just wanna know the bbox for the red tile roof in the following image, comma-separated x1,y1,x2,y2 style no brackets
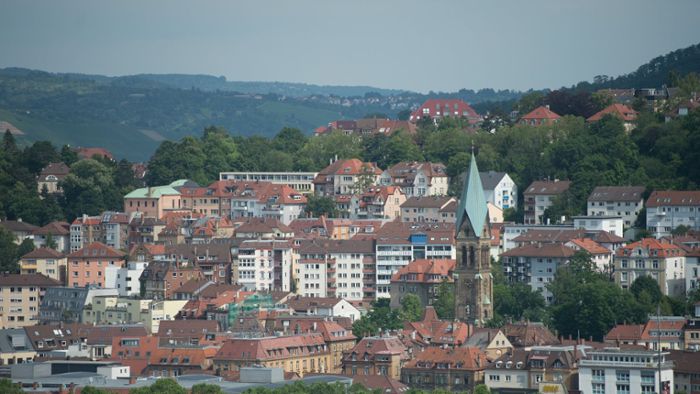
520,106,561,121
587,103,638,122
67,242,125,259
215,334,327,361
615,238,685,258
501,243,576,258
390,259,455,283
315,159,382,177
568,238,610,255
344,336,410,361
524,180,572,195
0,273,62,287
404,346,488,371
410,99,481,124
33,221,70,236
646,190,700,207
21,247,65,259
604,324,644,342
75,147,114,160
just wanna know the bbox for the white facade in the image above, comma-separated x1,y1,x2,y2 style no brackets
614,243,686,297
237,242,293,292
573,216,624,238
33,234,69,254
105,261,147,296
579,349,674,394
684,254,700,293
481,172,518,210
328,252,366,301
219,171,317,194
296,259,328,298
587,197,644,228
647,205,700,238
500,224,573,253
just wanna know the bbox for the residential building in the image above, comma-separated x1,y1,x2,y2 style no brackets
501,322,560,347
403,307,471,348
500,224,575,254
40,287,119,324
0,328,36,366
501,244,576,303
127,215,166,245
219,171,318,194
82,295,151,326
67,242,126,288
237,240,294,292
587,186,646,228
409,99,481,125
69,212,130,253
104,261,148,296
234,217,294,239
0,273,61,328
614,238,686,297
523,180,572,224
164,243,233,284
146,300,188,333
518,105,561,126
316,118,417,138
124,182,183,218
565,238,613,274
378,162,449,197
485,347,581,394
285,296,361,322
579,348,673,394
32,221,70,253
480,171,518,210
507,227,625,254
389,258,454,309
23,323,92,357
341,336,410,380
464,328,514,361
639,316,686,351
36,162,70,195
400,196,456,223
313,159,382,196
401,347,487,392
668,350,700,394
350,186,405,220
587,103,638,131
0,219,37,244
19,247,67,283
139,261,203,300
75,146,114,160
573,215,624,238
646,190,700,237
213,334,332,377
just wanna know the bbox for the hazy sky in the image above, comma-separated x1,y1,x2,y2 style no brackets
2,0,699,93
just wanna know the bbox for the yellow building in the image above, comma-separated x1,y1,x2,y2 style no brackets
147,300,187,333
82,295,151,326
0,328,36,366
0,274,61,329
19,248,67,284
213,333,332,377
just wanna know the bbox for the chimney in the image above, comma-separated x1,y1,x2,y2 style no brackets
545,105,550,110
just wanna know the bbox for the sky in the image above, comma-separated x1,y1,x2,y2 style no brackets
2,0,700,93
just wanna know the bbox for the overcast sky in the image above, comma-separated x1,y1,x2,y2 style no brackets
2,0,699,93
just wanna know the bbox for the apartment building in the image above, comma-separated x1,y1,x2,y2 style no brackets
0,273,61,329
401,347,487,392
579,348,673,394
614,238,686,297
341,336,410,380
500,244,576,303
587,186,645,228
389,258,454,309
523,180,572,224
70,212,130,252
219,171,317,194
378,162,449,197
350,186,405,220
104,261,148,296
123,182,183,219
480,171,518,210
67,242,126,288
313,159,382,196
237,240,294,292
32,221,70,253
646,190,700,238
485,347,580,394
409,99,481,125
400,196,456,223
19,247,67,284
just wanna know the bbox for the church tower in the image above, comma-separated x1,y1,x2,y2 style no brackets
454,151,493,326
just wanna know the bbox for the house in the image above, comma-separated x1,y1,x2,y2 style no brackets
0,273,61,328
464,328,514,361
82,295,151,326
523,180,572,224
341,336,410,379
124,182,183,219
234,217,294,239
0,328,36,366
646,190,700,238
316,118,417,138
350,375,409,394
665,97,700,122
144,346,218,377
402,307,471,348
75,147,114,160
579,348,673,394
213,334,332,377
285,296,361,322
19,247,67,283
32,221,70,253
85,325,148,359
565,238,613,274
127,215,166,245
587,186,646,228
409,99,481,125
350,186,406,220
480,171,518,210
313,159,382,196
0,219,38,244
164,243,233,284
639,316,686,350
518,105,561,126
389,258,454,309
37,162,70,195
139,261,203,300
614,238,686,297
573,215,624,238
486,347,581,394
603,324,644,346
67,242,126,288
401,347,487,392
587,103,638,131
177,283,247,320
69,212,131,253
156,320,219,346
501,322,560,347
39,286,90,324
379,162,449,197
400,196,456,223
500,244,577,303
23,323,92,357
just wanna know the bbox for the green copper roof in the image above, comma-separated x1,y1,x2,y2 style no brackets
169,179,191,187
124,185,180,198
456,153,488,238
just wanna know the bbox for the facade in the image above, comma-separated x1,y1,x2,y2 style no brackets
219,171,318,194
454,153,493,325
565,238,613,273
401,347,487,392
0,328,36,366
37,162,70,195
19,247,67,283
501,244,576,303
0,273,61,328
378,162,449,197
341,336,410,380
104,261,148,296
485,347,580,394
82,295,151,325
67,242,126,288
646,191,700,238
237,240,294,292
400,196,456,223
518,105,561,126
39,286,90,324
614,238,686,297
523,180,572,225
350,186,405,220
579,348,673,394
285,296,362,321
409,99,481,125
32,221,70,253
124,182,183,218
389,258,454,309
573,215,624,238
139,261,204,300
587,186,646,228
70,212,131,253
480,171,518,210
313,159,382,196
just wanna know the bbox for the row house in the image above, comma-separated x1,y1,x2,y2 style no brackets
67,242,126,288
0,273,61,329
70,212,130,252
213,334,332,377
614,238,686,297
139,260,203,300
341,336,411,380
313,158,383,196
350,186,405,220
19,247,67,284
378,162,449,197
485,347,581,394
480,171,518,210
400,196,456,223
123,182,184,219
389,258,454,310
646,190,700,238
375,221,455,298
579,348,673,394
587,186,646,228
219,171,317,194
401,347,487,392
237,240,294,292
501,243,576,303
523,180,572,225
518,105,561,126
409,99,481,125
32,221,70,253
37,162,70,195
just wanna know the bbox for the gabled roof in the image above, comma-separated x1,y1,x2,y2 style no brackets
67,242,125,259
524,180,571,195
390,259,455,283
0,273,61,287
604,324,644,342
616,238,685,258
344,336,409,360
21,247,65,260
401,196,454,209
404,347,488,371
157,320,219,337
646,190,700,207
501,243,576,258
215,334,326,361
456,153,488,238
502,322,560,347
349,375,408,394
567,238,610,255
479,171,508,191
124,185,181,198
588,186,645,202
0,219,38,232
39,162,70,177
33,221,70,236
316,158,382,177
587,103,637,122
520,106,561,121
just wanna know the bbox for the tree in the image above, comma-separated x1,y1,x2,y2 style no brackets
399,294,422,322
81,387,112,394
432,281,454,320
45,232,58,250
272,127,308,154
473,384,491,394
60,145,79,166
191,383,225,394
351,163,379,194
60,158,121,220
351,298,402,338
0,378,23,394
671,225,691,236
304,195,338,218
630,275,663,306
0,227,19,273
16,238,35,260
129,378,187,394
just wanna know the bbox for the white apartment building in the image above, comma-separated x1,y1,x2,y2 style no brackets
104,261,148,297
500,224,574,253
573,216,624,238
378,162,449,197
614,238,686,297
646,190,700,238
480,171,518,210
587,186,645,228
523,180,572,225
219,171,317,194
236,240,294,292
579,348,674,394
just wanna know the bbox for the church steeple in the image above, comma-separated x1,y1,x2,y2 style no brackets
456,151,489,239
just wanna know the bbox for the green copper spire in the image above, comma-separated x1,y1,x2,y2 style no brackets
456,150,488,238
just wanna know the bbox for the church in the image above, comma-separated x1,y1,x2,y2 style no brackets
454,151,494,326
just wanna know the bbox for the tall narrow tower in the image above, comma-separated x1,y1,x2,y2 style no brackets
454,151,493,326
